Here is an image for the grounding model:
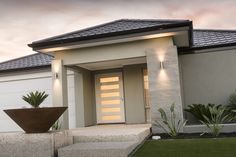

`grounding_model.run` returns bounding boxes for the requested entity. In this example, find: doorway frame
[94,72,126,124]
